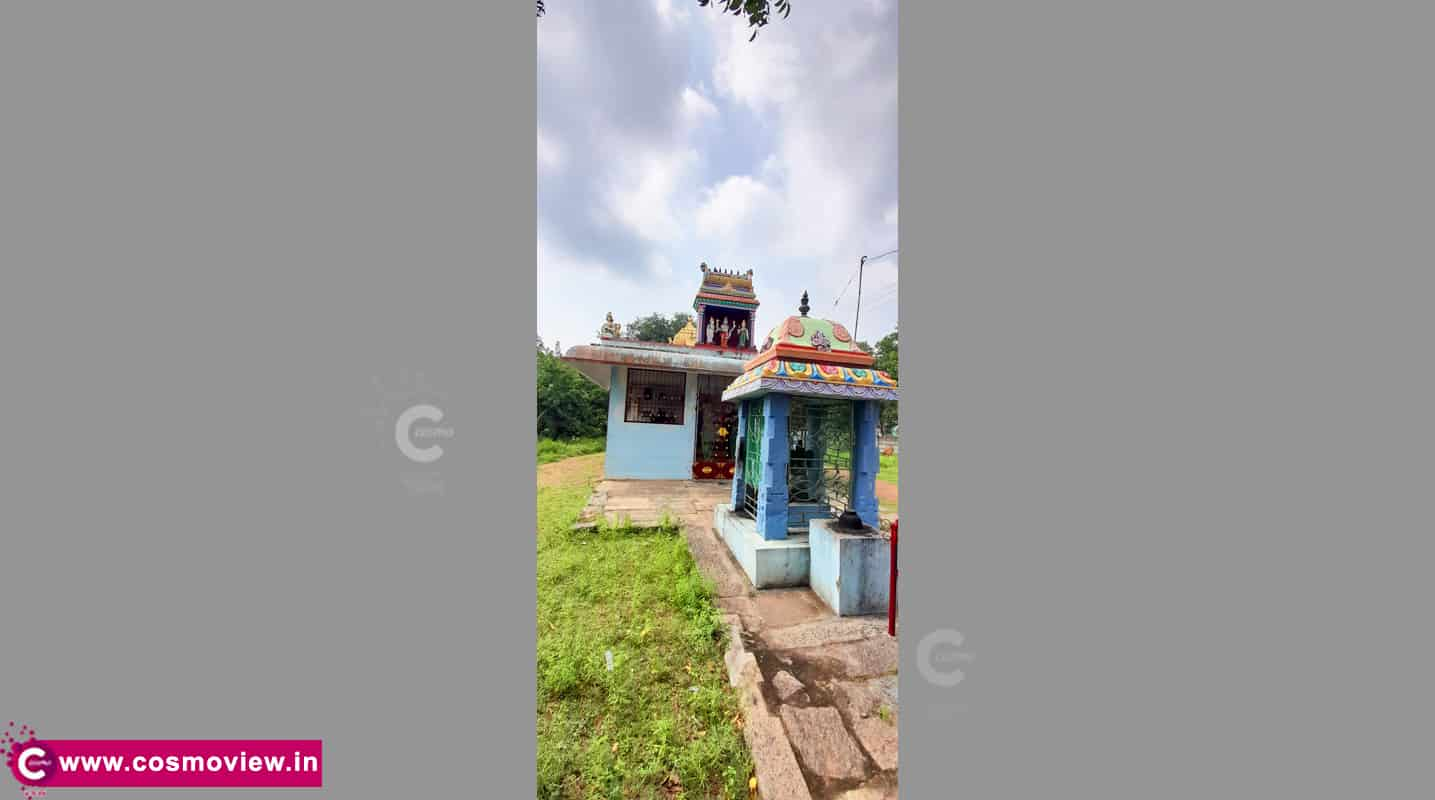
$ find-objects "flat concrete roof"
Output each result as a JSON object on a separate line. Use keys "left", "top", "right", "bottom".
{"left": 562, "top": 340, "right": 746, "bottom": 390}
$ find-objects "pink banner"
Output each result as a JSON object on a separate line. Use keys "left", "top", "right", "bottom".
{"left": 8, "top": 740, "right": 322, "bottom": 788}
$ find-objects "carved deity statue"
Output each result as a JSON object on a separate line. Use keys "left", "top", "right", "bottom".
{"left": 718, "top": 318, "right": 731, "bottom": 347}
{"left": 706, "top": 317, "right": 716, "bottom": 343}
{"left": 737, "top": 319, "right": 749, "bottom": 348}
{"left": 600, "top": 312, "right": 622, "bottom": 338}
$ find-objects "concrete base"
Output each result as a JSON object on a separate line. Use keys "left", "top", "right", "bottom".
{"left": 715, "top": 504, "right": 811, "bottom": 588}
{"left": 809, "top": 518, "right": 891, "bottom": 616}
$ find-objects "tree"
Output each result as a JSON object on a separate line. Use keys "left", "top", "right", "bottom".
{"left": 537, "top": 344, "right": 608, "bottom": 439}
{"left": 697, "top": 0, "right": 792, "bottom": 41}
{"left": 857, "top": 331, "right": 899, "bottom": 434}
{"left": 872, "top": 328, "right": 898, "bottom": 380}
{"left": 539, "top": 1, "right": 792, "bottom": 41}
{"left": 625, "top": 312, "right": 694, "bottom": 343}
{"left": 873, "top": 328, "right": 898, "bottom": 434}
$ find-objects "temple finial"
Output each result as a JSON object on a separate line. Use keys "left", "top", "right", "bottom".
{"left": 700, "top": 261, "right": 709, "bottom": 272}
{"left": 798, "top": 291, "right": 810, "bottom": 317}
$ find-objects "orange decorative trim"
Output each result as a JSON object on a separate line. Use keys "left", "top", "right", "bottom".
{"left": 831, "top": 322, "right": 852, "bottom": 342}
{"left": 742, "top": 343, "right": 875, "bottom": 371}
{"left": 785, "top": 318, "right": 806, "bottom": 338}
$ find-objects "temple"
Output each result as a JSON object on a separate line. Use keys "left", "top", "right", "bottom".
{"left": 562, "top": 263, "right": 761, "bottom": 480}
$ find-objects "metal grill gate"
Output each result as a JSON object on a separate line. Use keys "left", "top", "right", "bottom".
{"left": 741, "top": 403, "right": 763, "bottom": 517}
{"left": 787, "top": 397, "right": 855, "bottom": 526}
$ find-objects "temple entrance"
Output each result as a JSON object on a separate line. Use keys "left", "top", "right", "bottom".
{"left": 692, "top": 374, "right": 738, "bottom": 479}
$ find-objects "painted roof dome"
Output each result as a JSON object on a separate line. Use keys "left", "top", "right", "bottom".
{"left": 751, "top": 292, "right": 872, "bottom": 367}
{"left": 760, "top": 315, "right": 864, "bottom": 358}
{"left": 724, "top": 292, "right": 896, "bottom": 402}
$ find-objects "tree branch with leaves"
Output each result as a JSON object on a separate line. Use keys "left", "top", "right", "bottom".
{"left": 539, "top": 1, "right": 791, "bottom": 41}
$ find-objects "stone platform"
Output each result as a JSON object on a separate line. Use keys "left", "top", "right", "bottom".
{"left": 809, "top": 519, "right": 891, "bottom": 617}
{"left": 715, "top": 506, "right": 891, "bottom": 618}
{"left": 715, "top": 504, "right": 811, "bottom": 588}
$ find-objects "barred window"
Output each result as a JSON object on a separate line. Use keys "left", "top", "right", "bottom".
{"left": 624, "top": 368, "right": 686, "bottom": 425}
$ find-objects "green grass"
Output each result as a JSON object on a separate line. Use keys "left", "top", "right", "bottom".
{"left": 537, "top": 472, "right": 752, "bottom": 799}
{"left": 878, "top": 453, "right": 898, "bottom": 484}
{"left": 538, "top": 437, "right": 606, "bottom": 465}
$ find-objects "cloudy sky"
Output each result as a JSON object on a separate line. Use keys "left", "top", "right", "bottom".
{"left": 537, "top": 0, "right": 898, "bottom": 352}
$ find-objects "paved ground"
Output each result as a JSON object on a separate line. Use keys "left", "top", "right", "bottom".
{"left": 583, "top": 478, "right": 898, "bottom": 800}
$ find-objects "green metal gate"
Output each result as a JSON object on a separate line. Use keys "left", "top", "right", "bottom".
{"left": 741, "top": 403, "right": 764, "bottom": 517}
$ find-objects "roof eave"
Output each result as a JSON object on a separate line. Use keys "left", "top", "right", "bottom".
{"left": 562, "top": 343, "right": 747, "bottom": 378}
{"left": 722, "top": 377, "right": 900, "bottom": 403}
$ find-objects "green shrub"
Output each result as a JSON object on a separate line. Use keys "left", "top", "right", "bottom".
{"left": 537, "top": 437, "right": 606, "bottom": 465}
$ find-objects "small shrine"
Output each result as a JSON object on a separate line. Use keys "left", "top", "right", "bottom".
{"left": 668, "top": 318, "right": 698, "bottom": 347}
{"left": 713, "top": 291, "right": 899, "bottom": 616}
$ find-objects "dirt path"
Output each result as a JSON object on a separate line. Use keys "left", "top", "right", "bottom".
{"left": 874, "top": 478, "right": 898, "bottom": 508}
{"left": 536, "top": 453, "right": 604, "bottom": 489}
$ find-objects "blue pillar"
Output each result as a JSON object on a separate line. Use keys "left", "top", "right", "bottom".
{"left": 755, "top": 394, "right": 790, "bottom": 540}
{"left": 851, "top": 400, "right": 881, "bottom": 528}
{"left": 729, "top": 399, "right": 747, "bottom": 512}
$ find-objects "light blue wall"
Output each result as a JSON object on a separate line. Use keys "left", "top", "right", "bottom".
{"left": 604, "top": 365, "right": 699, "bottom": 480}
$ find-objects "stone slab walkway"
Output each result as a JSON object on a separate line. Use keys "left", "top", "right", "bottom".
{"left": 584, "top": 479, "right": 898, "bottom": 800}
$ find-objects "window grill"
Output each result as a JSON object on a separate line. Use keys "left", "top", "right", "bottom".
{"left": 624, "top": 368, "right": 686, "bottom": 425}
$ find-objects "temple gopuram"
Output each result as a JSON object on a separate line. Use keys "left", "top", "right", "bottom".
{"left": 694, "top": 264, "right": 759, "bottom": 350}
{"left": 561, "top": 263, "right": 761, "bottom": 481}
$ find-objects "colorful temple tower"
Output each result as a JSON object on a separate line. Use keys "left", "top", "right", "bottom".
{"left": 693, "top": 263, "right": 759, "bottom": 352}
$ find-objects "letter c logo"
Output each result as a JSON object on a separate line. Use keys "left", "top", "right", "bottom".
{"left": 18, "top": 745, "right": 50, "bottom": 781}
{"left": 396, "top": 404, "right": 445, "bottom": 463}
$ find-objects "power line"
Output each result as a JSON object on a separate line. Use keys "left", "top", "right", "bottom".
{"left": 832, "top": 264, "right": 861, "bottom": 310}
{"left": 865, "top": 285, "right": 899, "bottom": 307}
{"left": 832, "top": 248, "right": 898, "bottom": 311}
{"left": 853, "top": 247, "right": 897, "bottom": 341}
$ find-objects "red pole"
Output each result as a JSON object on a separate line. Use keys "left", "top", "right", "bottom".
{"left": 888, "top": 519, "right": 898, "bottom": 637}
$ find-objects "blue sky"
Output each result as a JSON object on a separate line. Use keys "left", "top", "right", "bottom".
{"left": 537, "top": 0, "right": 898, "bottom": 351}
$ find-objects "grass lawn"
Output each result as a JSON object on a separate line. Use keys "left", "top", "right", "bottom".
{"left": 878, "top": 452, "right": 898, "bottom": 485}
{"left": 537, "top": 457, "right": 752, "bottom": 799}
{"left": 538, "top": 437, "right": 606, "bottom": 465}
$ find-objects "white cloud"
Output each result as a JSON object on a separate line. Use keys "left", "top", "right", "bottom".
{"left": 536, "top": 128, "right": 564, "bottom": 173}
{"left": 695, "top": 175, "right": 782, "bottom": 238}
{"left": 536, "top": 10, "right": 584, "bottom": 76}
{"left": 680, "top": 86, "right": 719, "bottom": 124}
{"left": 708, "top": 17, "right": 801, "bottom": 111}
{"left": 603, "top": 146, "right": 699, "bottom": 243}
{"left": 654, "top": 0, "right": 690, "bottom": 27}
{"left": 539, "top": 1, "right": 899, "bottom": 346}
